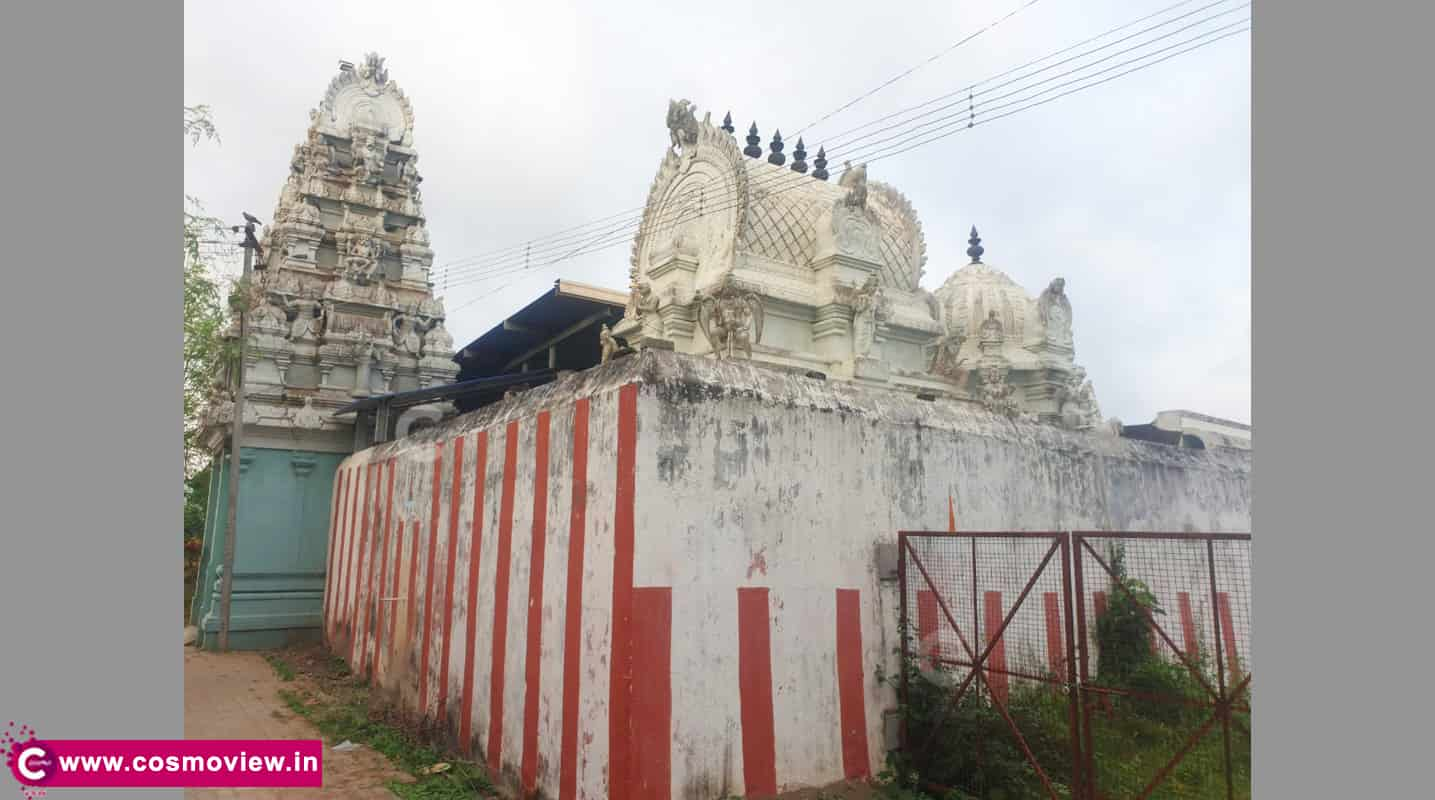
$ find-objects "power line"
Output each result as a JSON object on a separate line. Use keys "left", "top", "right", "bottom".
{"left": 821, "top": 0, "right": 1248, "bottom": 151}
{"left": 435, "top": 1, "right": 1245, "bottom": 284}
{"left": 436, "top": 8, "right": 1248, "bottom": 288}
{"left": 818, "top": 0, "right": 1218, "bottom": 144}
{"left": 439, "top": 20, "right": 1247, "bottom": 296}
{"left": 433, "top": 0, "right": 1230, "bottom": 279}
{"left": 433, "top": 0, "right": 1057, "bottom": 277}
{"left": 792, "top": 0, "right": 1049, "bottom": 138}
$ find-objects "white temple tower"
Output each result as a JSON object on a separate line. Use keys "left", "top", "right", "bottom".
{"left": 191, "top": 54, "right": 459, "bottom": 649}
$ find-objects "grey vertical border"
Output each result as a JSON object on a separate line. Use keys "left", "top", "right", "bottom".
{"left": 0, "top": 1, "right": 182, "bottom": 798}
{"left": 1257, "top": 1, "right": 1430, "bottom": 797}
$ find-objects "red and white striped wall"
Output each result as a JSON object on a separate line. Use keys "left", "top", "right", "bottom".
{"left": 323, "top": 354, "right": 1251, "bottom": 799}
{"left": 324, "top": 383, "right": 885, "bottom": 799}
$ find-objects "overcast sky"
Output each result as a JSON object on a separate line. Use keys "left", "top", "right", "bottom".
{"left": 184, "top": 0, "right": 1250, "bottom": 426}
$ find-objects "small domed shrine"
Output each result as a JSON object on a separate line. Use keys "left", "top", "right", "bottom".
{"left": 611, "top": 100, "right": 1105, "bottom": 430}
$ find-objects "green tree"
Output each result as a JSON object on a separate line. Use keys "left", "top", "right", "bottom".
{"left": 183, "top": 105, "right": 231, "bottom": 540}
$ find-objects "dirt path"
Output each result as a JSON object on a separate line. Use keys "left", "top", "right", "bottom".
{"left": 184, "top": 647, "right": 411, "bottom": 799}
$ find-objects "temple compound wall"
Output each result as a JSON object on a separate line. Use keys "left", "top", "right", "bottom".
{"left": 324, "top": 349, "right": 1251, "bottom": 799}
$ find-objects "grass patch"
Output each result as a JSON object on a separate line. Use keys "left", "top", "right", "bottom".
{"left": 269, "top": 648, "right": 495, "bottom": 798}
{"left": 264, "top": 654, "right": 296, "bottom": 682}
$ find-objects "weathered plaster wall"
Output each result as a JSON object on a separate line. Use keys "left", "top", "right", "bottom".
{"left": 191, "top": 447, "right": 343, "bottom": 650}
{"left": 324, "top": 349, "right": 1251, "bottom": 800}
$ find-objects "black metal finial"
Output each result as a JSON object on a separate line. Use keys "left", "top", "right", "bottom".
{"left": 812, "top": 146, "right": 829, "bottom": 180}
{"left": 744, "top": 122, "right": 763, "bottom": 158}
{"left": 721, "top": 112, "right": 735, "bottom": 135}
{"left": 767, "top": 129, "right": 786, "bottom": 166}
{"left": 790, "top": 138, "right": 808, "bottom": 173}
{"left": 967, "top": 226, "right": 984, "bottom": 263}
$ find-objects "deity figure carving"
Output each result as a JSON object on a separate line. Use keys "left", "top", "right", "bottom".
{"left": 599, "top": 324, "right": 617, "bottom": 365}
{"left": 266, "top": 268, "right": 302, "bottom": 295}
{"left": 634, "top": 281, "right": 664, "bottom": 338}
{"left": 928, "top": 328, "right": 966, "bottom": 379}
{"left": 203, "top": 378, "right": 235, "bottom": 427}
{"left": 697, "top": 273, "right": 764, "bottom": 360}
{"left": 978, "top": 364, "right": 1019, "bottom": 418}
{"left": 344, "top": 235, "right": 380, "bottom": 281}
{"left": 979, "top": 309, "right": 1005, "bottom": 344}
{"left": 1037, "top": 277, "right": 1073, "bottom": 349}
{"left": 301, "top": 157, "right": 327, "bottom": 196}
{"left": 250, "top": 298, "right": 289, "bottom": 335}
{"left": 356, "top": 52, "right": 389, "bottom": 91}
{"left": 291, "top": 397, "right": 325, "bottom": 430}
{"left": 666, "top": 99, "right": 699, "bottom": 152}
{"left": 293, "top": 201, "right": 321, "bottom": 227}
{"left": 838, "top": 162, "right": 868, "bottom": 209}
{"left": 286, "top": 298, "right": 324, "bottom": 341}
{"left": 392, "top": 314, "right": 423, "bottom": 357}
{"left": 279, "top": 175, "right": 302, "bottom": 211}
{"left": 849, "top": 275, "right": 885, "bottom": 358}
{"left": 351, "top": 126, "right": 388, "bottom": 184}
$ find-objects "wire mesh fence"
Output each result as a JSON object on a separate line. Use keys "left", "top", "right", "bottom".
{"left": 898, "top": 530, "right": 1252, "bottom": 800}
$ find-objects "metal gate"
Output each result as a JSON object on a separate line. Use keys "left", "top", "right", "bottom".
{"left": 898, "top": 531, "right": 1251, "bottom": 800}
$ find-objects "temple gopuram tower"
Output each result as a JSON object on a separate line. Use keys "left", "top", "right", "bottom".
{"left": 191, "top": 53, "right": 459, "bottom": 649}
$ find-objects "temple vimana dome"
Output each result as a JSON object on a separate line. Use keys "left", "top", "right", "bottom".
{"left": 610, "top": 99, "right": 1109, "bottom": 431}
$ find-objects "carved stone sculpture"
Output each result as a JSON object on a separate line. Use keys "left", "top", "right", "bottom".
{"left": 697, "top": 273, "right": 764, "bottom": 360}
{"left": 838, "top": 161, "right": 868, "bottom": 209}
{"left": 286, "top": 297, "right": 324, "bottom": 341}
{"left": 599, "top": 324, "right": 617, "bottom": 365}
{"left": 351, "top": 125, "right": 388, "bottom": 184}
{"left": 1037, "top": 277, "right": 1073, "bottom": 349}
{"left": 849, "top": 275, "right": 885, "bottom": 358}
{"left": 666, "top": 99, "right": 700, "bottom": 152}
{"left": 979, "top": 364, "right": 1019, "bottom": 418}
{"left": 250, "top": 298, "right": 289, "bottom": 335}
{"left": 635, "top": 281, "right": 664, "bottom": 338}
{"left": 928, "top": 328, "right": 966, "bottom": 379}
{"left": 291, "top": 397, "right": 325, "bottom": 430}
{"left": 344, "top": 235, "right": 380, "bottom": 281}
{"left": 979, "top": 309, "right": 1004, "bottom": 344}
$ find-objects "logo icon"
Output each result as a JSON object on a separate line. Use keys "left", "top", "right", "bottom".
{"left": 3, "top": 723, "right": 50, "bottom": 799}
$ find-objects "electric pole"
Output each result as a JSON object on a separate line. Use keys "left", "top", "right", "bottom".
{"left": 218, "top": 214, "right": 263, "bottom": 651}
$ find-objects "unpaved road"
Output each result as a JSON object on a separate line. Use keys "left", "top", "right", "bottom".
{"left": 184, "top": 647, "right": 410, "bottom": 799}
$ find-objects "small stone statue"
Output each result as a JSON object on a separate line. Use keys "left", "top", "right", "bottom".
{"left": 978, "top": 363, "right": 1019, "bottom": 418}
{"left": 666, "top": 99, "right": 700, "bottom": 152}
{"left": 599, "top": 324, "right": 617, "bottom": 364}
{"left": 850, "top": 276, "right": 884, "bottom": 358}
{"left": 697, "top": 273, "right": 764, "bottom": 360}
{"left": 838, "top": 161, "right": 868, "bottom": 209}
{"left": 1038, "top": 277, "right": 1074, "bottom": 349}
{"left": 979, "top": 310, "right": 1004, "bottom": 343}
{"left": 291, "top": 396, "right": 325, "bottom": 430}
{"left": 635, "top": 281, "right": 664, "bottom": 338}
{"left": 928, "top": 328, "right": 966, "bottom": 378}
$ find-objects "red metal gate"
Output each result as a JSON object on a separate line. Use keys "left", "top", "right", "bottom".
{"left": 898, "top": 531, "right": 1251, "bottom": 800}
